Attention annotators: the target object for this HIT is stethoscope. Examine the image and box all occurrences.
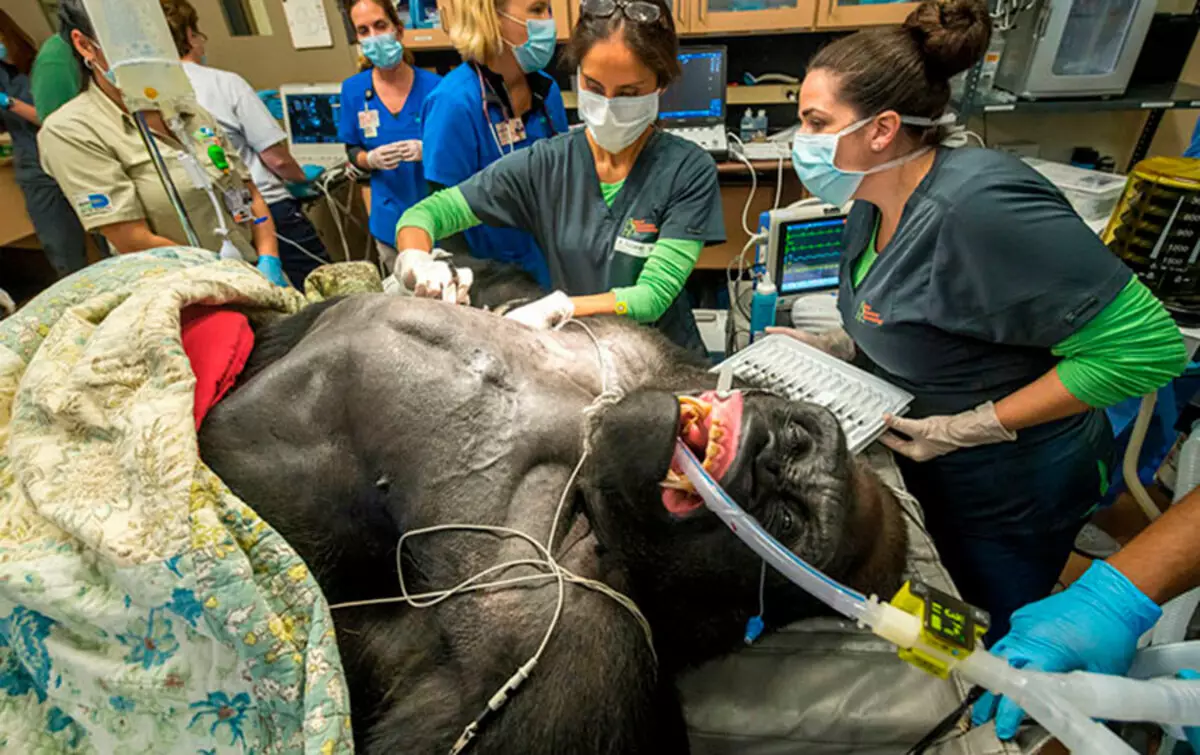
[474,63,557,158]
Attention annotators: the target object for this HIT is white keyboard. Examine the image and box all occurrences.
[712,334,914,455]
[664,125,728,157]
[738,140,792,161]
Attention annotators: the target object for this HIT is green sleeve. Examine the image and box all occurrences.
[611,238,702,323]
[31,36,82,122]
[396,186,481,244]
[1053,278,1188,407]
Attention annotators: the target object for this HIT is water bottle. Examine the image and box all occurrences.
[754,109,769,141]
[740,109,755,144]
[750,273,778,341]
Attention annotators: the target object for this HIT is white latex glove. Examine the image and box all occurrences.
[879,401,1017,462]
[504,291,575,330]
[395,248,473,304]
[366,142,406,171]
[395,139,423,162]
[764,326,856,362]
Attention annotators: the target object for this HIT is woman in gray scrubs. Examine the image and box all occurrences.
[393,0,723,355]
[773,0,1186,650]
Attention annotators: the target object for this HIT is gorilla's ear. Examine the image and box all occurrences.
[585,391,679,496]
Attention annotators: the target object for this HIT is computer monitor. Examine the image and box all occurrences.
[280,84,345,169]
[659,46,726,126]
[773,215,847,296]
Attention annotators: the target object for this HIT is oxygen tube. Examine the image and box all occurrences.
[673,439,1200,754]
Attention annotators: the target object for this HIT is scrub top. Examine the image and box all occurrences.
[338,66,442,246]
[0,63,43,184]
[39,84,258,260]
[838,146,1131,419]
[421,63,569,289]
[458,129,724,351]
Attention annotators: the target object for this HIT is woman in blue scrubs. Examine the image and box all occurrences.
[422,0,568,288]
[338,0,441,273]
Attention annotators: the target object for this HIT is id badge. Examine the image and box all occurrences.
[509,118,527,143]
[359,107,380,139]
[222,186,254,224]
[494,120,513,147]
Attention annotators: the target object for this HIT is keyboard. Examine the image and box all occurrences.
[664,125,728,158]
[711,334,914,455]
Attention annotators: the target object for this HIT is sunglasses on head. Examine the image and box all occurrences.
[579,0,663,24]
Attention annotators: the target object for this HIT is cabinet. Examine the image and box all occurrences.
[688,0,817,35]
[815,0,919,28]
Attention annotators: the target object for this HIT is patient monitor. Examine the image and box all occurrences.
[280,84,346,170]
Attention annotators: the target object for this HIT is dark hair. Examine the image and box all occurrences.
[809,0,989,144]
[57,0,96,87]
[341,0,414,70]
[161,0,202,57]
[0,9,38,75]
[564,0,681,88]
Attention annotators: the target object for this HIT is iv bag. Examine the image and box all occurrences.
[83,0,197,113]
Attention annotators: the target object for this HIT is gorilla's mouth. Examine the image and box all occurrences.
[660,391,743,517]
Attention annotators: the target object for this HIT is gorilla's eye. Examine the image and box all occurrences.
[779,509,794,534]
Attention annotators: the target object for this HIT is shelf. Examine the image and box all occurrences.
[956,82,1200,116]
[561,83,796,110]
[405,27,453,50]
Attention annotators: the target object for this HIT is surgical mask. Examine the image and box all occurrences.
[0,43,8,63]
[500,13,557,73]
[790,113,956,206]
[361,32,404,69]
[577,88,658,154]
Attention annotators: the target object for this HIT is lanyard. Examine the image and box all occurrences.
[477,67,514,158]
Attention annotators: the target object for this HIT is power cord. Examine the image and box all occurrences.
[327,318,654,754]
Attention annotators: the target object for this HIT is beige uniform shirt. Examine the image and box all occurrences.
[38,84,258,260]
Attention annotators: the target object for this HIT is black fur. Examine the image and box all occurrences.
[199,272,907,754]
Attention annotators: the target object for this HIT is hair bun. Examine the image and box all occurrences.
[903,0,991,81]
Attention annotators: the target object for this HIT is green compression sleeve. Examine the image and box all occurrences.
[1053,277,1188,407]
[612,238,702,323]
[396,187,481,244]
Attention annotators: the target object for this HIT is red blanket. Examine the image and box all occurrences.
[180,306,254,430]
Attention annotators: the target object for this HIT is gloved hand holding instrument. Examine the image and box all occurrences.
[881,401,1016,462]
[393,249,473,304]
[505,291,575,330]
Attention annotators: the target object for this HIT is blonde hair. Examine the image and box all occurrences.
[440,0,509,63]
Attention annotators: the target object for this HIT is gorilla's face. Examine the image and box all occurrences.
[584,389,886,580]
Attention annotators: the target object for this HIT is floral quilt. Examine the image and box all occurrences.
[0,249,356,754]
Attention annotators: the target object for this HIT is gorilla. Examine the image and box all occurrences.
[197,264,909,754]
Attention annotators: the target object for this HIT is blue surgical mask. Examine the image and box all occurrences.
[791,113,953,206]
[361,32,404,70]
[500,13,557,73]
[0,43,8,63]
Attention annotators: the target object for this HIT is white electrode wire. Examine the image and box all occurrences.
[316,176,352,262]
[774,154,784,210]
[327,319,655,752]
[727,132,759,239]
[276,231,331,266]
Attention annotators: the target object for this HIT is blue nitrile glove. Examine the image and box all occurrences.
[0,92,10,110]
[257,254,289,287]
[286,164,326,199]
[1181,670,1200,751]
[971,560,1163,740]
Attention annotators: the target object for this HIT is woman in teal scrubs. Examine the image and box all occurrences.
[420,0,568,288]
[338,0,441,273]
[775,0,1186,648]
[394,0,723,356]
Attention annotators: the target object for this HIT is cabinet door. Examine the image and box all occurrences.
[551,0,572,40]
[815,0,920,28]
[690,0,815,34]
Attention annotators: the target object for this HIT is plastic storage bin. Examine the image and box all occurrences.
[1023,157,1127,223]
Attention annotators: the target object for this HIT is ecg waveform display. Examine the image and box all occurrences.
[778,217,845,294]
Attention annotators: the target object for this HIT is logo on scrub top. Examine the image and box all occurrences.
[622,218,659,237]
[856,301,884,327]
[73,192,115,219]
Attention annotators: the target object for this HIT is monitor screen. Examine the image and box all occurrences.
[286,93,343,145]
[776,216,846,294]
[659,50,724,121]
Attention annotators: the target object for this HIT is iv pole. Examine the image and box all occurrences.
[132,112,203,247]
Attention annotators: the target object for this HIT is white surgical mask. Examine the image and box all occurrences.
[577,86,659,154]
[791,113,957,206]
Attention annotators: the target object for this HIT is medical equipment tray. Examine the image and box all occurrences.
[711,334,914,455]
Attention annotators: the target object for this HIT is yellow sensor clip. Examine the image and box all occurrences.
[890,580,990,679]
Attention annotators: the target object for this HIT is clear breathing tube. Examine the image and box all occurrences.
[674,440,1200,754]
